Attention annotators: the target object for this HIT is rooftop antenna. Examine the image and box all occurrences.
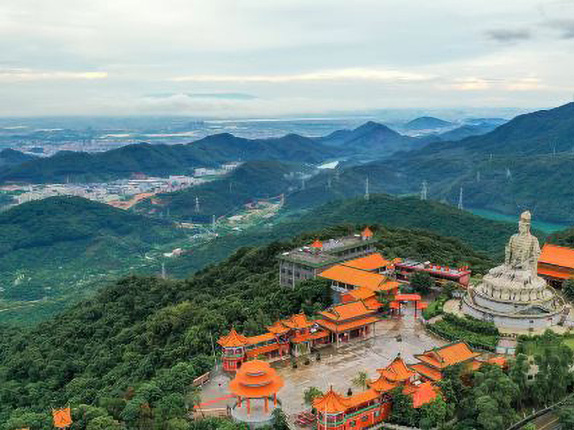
[195,196,200,212]
[364,177,370,201]
[457,186,464,210]
[420,180,428,201]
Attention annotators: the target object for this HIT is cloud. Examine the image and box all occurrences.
[505,77,545,91]
[0,69,108,82]
[450,78,492,91]
[549,19,574,39]
[485,29,532,43]
[171,68,435,83]
[145,92,258,100]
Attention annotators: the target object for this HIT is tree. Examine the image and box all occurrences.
[303,387,324,407]
[86,415,123,430]
[419,396,450,430]
[272,409,290,430]
[352,371,369,391]
[410,272,434,295]
[564,278,574,301]
[558,398,574,430]
[508,353,530,407]
[389,387,418,426]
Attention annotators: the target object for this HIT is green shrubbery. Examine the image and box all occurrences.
[427,314,499,351]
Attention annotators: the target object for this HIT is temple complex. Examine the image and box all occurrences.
[538,243,574,288]
[462,211,567,331]
[278,228,376,288]
[394,260,472,288]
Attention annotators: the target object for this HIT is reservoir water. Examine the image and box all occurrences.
[470,208,568,234]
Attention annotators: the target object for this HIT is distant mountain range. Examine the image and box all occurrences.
[403,116,453,131]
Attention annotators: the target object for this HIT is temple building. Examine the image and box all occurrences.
[278,228,376,288]
[462,211,566,330]
[394,259,472,288]
[313,356,439,430]
[316,301,379,347]
[229,360,284,428]
[538,243,574,288]
[342,253,394,274]
[410,342,481,382]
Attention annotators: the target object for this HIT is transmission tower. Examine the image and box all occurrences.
[476,171,481,183]
[212,215,216,231]
[161,262,167,280]
[327,177,332,189]
[364,177,370,201]
[506,168,512,180]
[195,196,200,212]
[301,178,306,190]
[457,187,464,210]
[420,181,428,201]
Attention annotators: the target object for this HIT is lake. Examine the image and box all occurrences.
[469,208,568,234]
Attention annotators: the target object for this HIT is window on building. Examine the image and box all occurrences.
[362,415,368,422]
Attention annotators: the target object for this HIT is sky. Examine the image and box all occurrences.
[1,0,573,117]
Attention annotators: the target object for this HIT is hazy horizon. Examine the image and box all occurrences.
[2,0,574,117]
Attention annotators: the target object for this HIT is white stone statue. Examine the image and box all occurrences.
[504,211,541,273]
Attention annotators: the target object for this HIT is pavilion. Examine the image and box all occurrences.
[229,360,284,428]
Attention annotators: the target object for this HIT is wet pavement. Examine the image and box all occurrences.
[198,305,446,419]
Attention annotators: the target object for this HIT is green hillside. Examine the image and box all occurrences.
[0,224,491,429]
[0,196,186,323]
[165,194,513,278]
[134,160,310,222]
[331,102,574,224]
[0,133,337,184]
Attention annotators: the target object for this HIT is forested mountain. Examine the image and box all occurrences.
[0,223,493,429]
[403,116,453,131]
[0,196,184,322]
[0,148,37,168]
[326,102,574,224]
[134,160,310,222]
[0,133,336,184]
[317,121,424,157]
[430,122,499,142]
[165,194,519,278]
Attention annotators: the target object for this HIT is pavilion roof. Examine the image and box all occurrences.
[405,382,439,408]
[311,239,323,249]
[346,388,380,408]
[229,360,284,398]
[267,321,290,335]
[52,408,72,429]
[409,363,443,381]
[394,293,422,302]
[347,286,376,300]
[538,265,574,280]
[377,356,416,383]
[414,341,480,370]
[313,388,350,413]
[246,332,276,345]
[319,301,374,322]
[362,227,374,238]
[319,265,387,290]
[218,328,248,347]
[343,253,391,271]
[363,296,382,310]
[368,376,398,392]
[282,313,315,330]
[539,244,574,269]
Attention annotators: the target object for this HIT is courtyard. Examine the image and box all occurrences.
[198,305,446,420]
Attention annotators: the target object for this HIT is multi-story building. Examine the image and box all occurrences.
[278,228,376,288]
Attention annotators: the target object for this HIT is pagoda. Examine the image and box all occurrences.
[229,360,284,428]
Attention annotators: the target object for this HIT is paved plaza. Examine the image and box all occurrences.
[198,305,446,419]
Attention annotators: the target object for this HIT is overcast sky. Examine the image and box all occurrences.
[1,0,573,117]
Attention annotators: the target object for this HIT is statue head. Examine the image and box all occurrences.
[518,211,531,235]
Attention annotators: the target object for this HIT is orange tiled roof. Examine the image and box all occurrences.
[52,408,72,428]
[538,265,574,280]
[343,253,391,271]
[316,316,379,333]
[218,328,248,347]
[292,330,330,344]
[246,343,280,358]
[377,357,416,383]
[246,332,276,345]
[487,356,507,367]
[229,360,284,398]
[363,296,382,310]
[407,382,439,408]
[348,286,376,300]
[410,363,443,381]
[415,342,480,370]
[346,388,380,408]
[282,313,315,330]
[394,293,422,302]
[311,239,323,248]
[319,265,387,290]
[319,301,374,321]
[362,227,374,238]
[369,375,398,392]
[313,388,350,413]
[267,321,290,335]
[539,244,574,269]
[370,280,400,292]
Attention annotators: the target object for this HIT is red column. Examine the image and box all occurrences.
[264,397,269,412]
[247,398,251,415]
[274,393,277,406]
